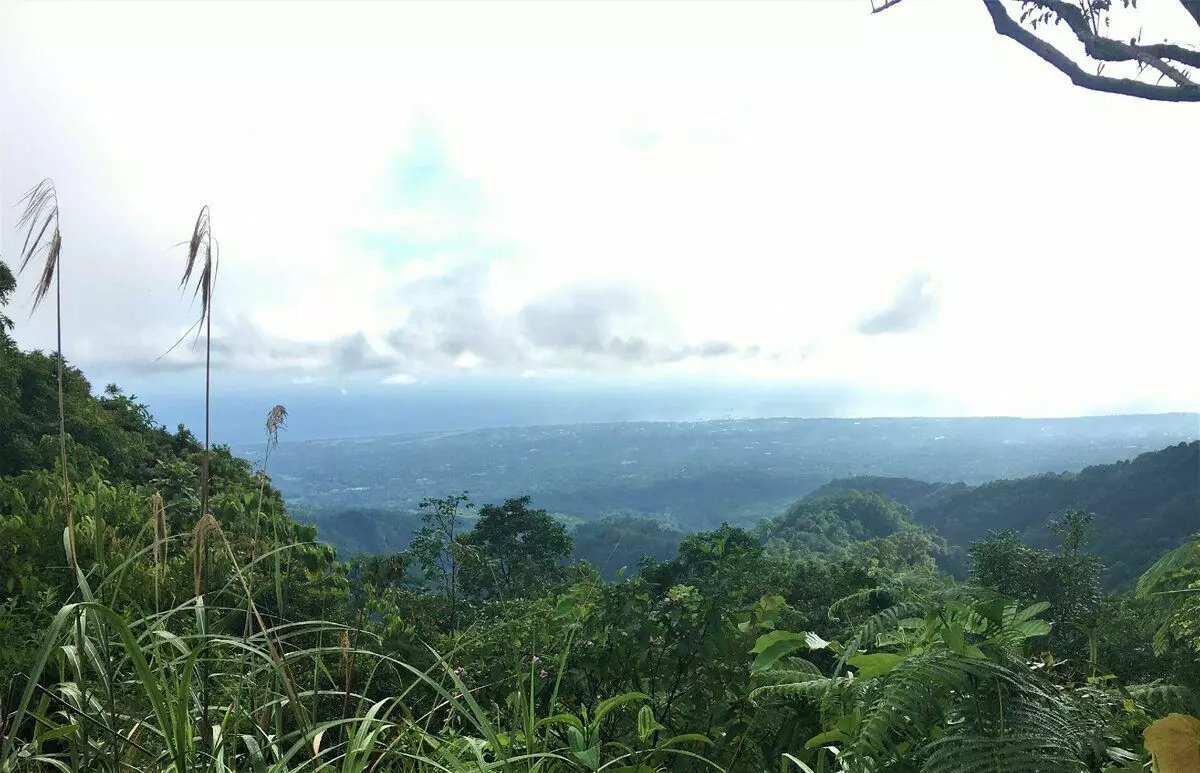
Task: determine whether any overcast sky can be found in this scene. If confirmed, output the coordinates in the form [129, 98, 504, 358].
[1, 0, 1197, 421]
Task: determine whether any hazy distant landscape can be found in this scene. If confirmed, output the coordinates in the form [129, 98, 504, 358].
[244, 413, 1199, 552]
[5, 0, 1200, 767]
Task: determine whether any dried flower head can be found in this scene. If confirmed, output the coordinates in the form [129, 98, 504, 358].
[16, 179, 61, 312]
[266, 404, 288, 455]
[181, 206, 218, 324]
[191, 513, 221, 596]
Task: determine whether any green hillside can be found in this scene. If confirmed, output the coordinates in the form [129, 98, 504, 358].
[758, 491, 945, 565]
[811, 442, 1199, 588]
[803, 475, 971, 512]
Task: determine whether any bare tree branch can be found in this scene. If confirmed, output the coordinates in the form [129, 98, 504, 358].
[1180, 0, 1200, 30]
[1028, 0, 1199, 85]
[984, 0, 1200, 100]
[874, 0, 1200, 102]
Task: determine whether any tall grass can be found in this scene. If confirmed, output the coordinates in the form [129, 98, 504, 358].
[15, 179, 74, 570]
[179, 206, 218, 527]
[0, 514, 693, 773]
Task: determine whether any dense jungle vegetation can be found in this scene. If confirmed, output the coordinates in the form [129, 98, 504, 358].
[1, 193, 1198, 771]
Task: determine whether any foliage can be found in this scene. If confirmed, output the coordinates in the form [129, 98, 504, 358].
[759, 492, 944, 569]
[2, 256, 1198, 772]
[907, 442, 1200, 588]
[408, 492, 473, 629]
[458, 495, 573, 600]
[1136, 535, 1200, 656]
[571, 516, 684, 579]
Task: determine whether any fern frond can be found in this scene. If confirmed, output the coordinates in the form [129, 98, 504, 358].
[1136, 536, 1199, 598]
[921, 734, 1089, 773]
[1126, 682, 1200, 716]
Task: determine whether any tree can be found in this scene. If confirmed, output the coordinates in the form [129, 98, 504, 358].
[459, 496, 572, 599]
[968, 523, 1103, 669]
[408, 491, 474, 629]
[875, 0, 1200, 102]
[0, 260, 15, 343]
[1049, 507, 1095, 555]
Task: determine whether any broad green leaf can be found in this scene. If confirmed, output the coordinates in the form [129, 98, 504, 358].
[846, 652, 906, 680]
[751, 631, 808, 671]
[943, 623, 965, 654]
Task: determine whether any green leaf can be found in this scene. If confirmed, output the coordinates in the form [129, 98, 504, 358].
[657, 733, 712, 748]
[943, 622, 965, 654]
[593, 692, 648, 727]
[782, 752, 818, 773]
[752, 630, 811, 671]
[554, 595, 576, 618]
[240, 735, 268, 773]
[1014, 620, 1053, 639]
[538, 713, 585, 732]
[568, 725, 589, 753]
[805, 729, 850, 749]
[1015, 601, 1051, 623]
[846, 652, 906, 680]
[637, 705, 665, 743]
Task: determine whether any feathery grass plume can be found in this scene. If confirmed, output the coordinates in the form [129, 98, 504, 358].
[192, 513, 220, 597]
[16, 179, 61, 309]
[266, 403, 288, 460]
[179, 206, 219, 527]
[15, 178, 76, 570]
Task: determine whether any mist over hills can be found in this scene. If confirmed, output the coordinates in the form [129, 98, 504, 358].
[242, 413, 1198, 555]
[139, 377, 961, 445]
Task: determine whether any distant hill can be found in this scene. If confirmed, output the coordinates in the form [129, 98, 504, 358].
[812, 442, 1199, 588]
[803, 476, 970, 512]
[249, 414, 1199, 536]
[760, 491, 933, 561]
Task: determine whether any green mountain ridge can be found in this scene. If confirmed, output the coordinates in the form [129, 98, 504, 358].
[803, 442, 1200, 587]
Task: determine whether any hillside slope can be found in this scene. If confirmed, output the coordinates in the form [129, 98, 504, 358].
[813, 442, 1199, 588]
[759, 491, 944, 564]
[803, 476, 971, 512]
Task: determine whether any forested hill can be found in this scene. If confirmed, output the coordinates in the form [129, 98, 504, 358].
[803, 476, 971, 512]
[813, 442, 1199, 588]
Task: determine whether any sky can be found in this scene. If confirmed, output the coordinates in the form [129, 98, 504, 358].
[1, 0, 1198, 435]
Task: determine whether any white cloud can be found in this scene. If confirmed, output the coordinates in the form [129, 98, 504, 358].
[382, 373, 418, 386]
[1, 0, 1196, 417]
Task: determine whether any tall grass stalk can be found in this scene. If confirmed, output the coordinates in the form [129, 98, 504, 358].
[179, 205, 218, 753]
[15, 178, 74, 570]
[179, 205, 217, 524]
